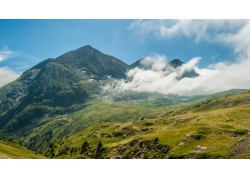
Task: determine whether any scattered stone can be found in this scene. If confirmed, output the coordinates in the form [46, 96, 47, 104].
[178, 142, 185, 146]
[196, 145, 207, 150]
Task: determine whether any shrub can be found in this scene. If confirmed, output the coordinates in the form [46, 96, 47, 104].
[112, 131, 123, 137]
[8, 136, 14, 142]
[220, 124, 233, 129]
[233, 129, 248, 135]
[144, 122, 153, 126]
[51, 153, 55, 158]
[129, 139, 139, 147]
[19, 140, 23, 146]
[197, 127, 211, 134]
[49, 143, 54, 148]
[154, 137, 159, 143]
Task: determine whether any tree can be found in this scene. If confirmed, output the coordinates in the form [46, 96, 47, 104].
[154, 137, 159, 143]
[95, 141, 104, 159]
[81, 141, 89, 153]
[97, 141, 103, 151]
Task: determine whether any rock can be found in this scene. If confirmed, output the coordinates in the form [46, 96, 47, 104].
[196, 145, 207, 150]
[179, 142, 185, 146]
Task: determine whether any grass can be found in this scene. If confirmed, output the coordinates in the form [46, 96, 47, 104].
[41, 90, 250, 159]
[24, 96, 173, 151]
[0, 140, 46, 159]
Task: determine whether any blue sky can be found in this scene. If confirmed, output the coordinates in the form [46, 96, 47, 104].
[1, 19, 248, 88]
[0, 19, 238, 68]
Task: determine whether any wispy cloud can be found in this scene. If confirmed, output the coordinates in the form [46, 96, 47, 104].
[0, 47, 35, 86]
[129, 19, 248, 50]
[0, 48, 14, 62]
[0, 67, 21, 87]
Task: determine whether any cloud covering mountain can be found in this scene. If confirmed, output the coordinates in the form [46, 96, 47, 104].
[104, 20, 250, 96]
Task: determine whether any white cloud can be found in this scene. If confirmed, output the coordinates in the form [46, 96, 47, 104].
[0, 67, 20, 87]
[111, 20, 250, 96]
[104, 54, 250, 96]
[0, 49, 14, 62]
[129, 19, 248, 46]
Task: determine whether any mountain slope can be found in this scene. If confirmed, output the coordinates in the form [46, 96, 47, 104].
[43, 90, 250, 159]
[0, 45, 129, 150]
[1, 45, 247, 156]
[0, 139, 46, 159]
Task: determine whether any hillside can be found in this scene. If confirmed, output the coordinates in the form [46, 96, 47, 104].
[0, 45, 129, 150]
[0, 139, 46, 159]
[43, 90, 250, 159]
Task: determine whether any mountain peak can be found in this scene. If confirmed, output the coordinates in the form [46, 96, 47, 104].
[79, 45, 95, 50]
[168, 59, 184, 68]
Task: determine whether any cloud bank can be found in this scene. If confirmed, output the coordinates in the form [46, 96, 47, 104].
[104, 55, 250, 96]
[104, 20, 250, 96]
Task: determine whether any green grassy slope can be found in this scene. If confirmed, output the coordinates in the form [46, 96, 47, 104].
[0, 140, 46, 159]
[43, 90, 250, 159]
[23, 96, 171, 151]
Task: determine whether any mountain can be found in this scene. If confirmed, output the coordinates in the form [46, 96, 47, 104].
[130, 58, 199, 79]
[0, 45, 130, 150]
[169, 59, 199, 79]
[0, 139, 46, 159]
[0, 45, 245, 155]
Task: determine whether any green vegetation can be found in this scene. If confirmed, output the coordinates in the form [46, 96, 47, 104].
[1, 45, 250, 159]
[0, 139, 46, 159]
[41, 90, 250, 159]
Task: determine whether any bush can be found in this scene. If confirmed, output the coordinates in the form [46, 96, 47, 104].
[19, 140, 23, 146]
[233, 129, 248, 135]
[220, 124, 233, 129]
[8, 136, 14, 142]
[197, 127, 211, 134]
[112, 131, 123, 137]
[129, 139, 139, 147]
[49, 143, 54, 148]
[144, 122, 153, 126]
[154, 137, 159, 143]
